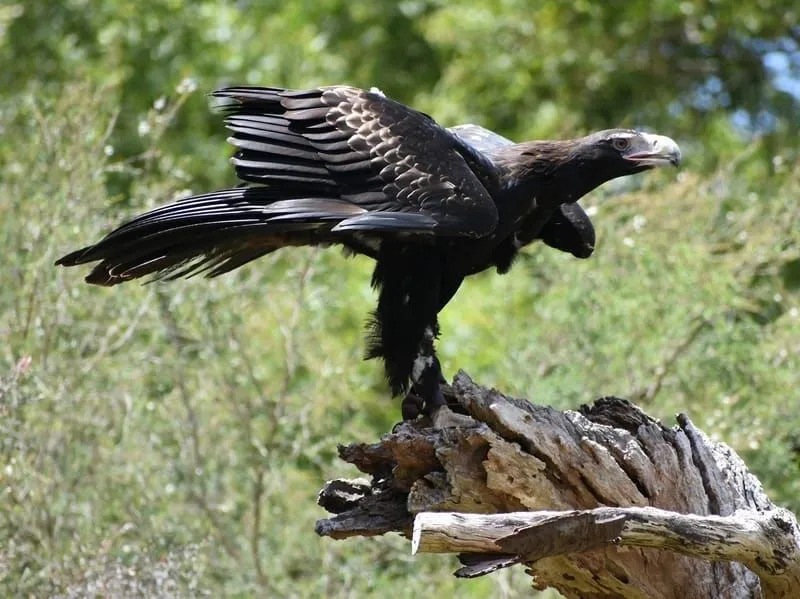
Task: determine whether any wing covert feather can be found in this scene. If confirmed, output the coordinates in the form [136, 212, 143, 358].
[214, 86, 500, 237]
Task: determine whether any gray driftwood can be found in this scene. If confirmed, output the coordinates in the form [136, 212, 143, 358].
[316, 372, 800, 598]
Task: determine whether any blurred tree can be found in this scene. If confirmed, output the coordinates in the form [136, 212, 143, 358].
[1, 0, 797, 185]
[419, 2, 799, 156]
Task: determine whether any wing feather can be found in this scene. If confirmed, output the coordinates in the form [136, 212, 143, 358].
[213, 86, 500, 237]
[57, 88, 511, 286]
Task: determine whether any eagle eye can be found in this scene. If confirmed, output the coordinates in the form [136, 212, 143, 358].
[611, 137, 630, 151]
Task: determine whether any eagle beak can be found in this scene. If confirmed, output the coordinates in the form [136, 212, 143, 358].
[626, 133, 681, 168]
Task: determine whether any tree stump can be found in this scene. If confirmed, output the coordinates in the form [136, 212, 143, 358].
[316, 372, 800, 598]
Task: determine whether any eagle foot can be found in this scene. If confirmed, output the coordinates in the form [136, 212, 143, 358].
[401, 392, 424, 421]
[401, 385, 447, 421]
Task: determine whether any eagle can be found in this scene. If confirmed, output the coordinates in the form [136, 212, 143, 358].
[57, 86, 681, 418]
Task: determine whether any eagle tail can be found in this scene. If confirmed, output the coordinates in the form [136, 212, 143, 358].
[55, 187, 366, 286]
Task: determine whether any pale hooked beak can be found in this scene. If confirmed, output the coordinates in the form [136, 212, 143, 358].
[627, 133, 681, 167]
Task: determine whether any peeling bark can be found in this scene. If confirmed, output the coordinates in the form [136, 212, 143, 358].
[316, 372, 800, 598]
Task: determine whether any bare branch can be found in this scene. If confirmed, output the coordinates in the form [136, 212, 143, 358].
[412, 507, 800, 596]
[630, 315, 710, 403]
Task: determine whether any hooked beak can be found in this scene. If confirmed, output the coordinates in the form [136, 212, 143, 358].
[626, 133, 681, 168]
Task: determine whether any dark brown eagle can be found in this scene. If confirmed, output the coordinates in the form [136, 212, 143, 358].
[57, 86, 681, 418]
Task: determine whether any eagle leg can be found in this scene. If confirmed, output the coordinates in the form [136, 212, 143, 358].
[401, 329, 446, 420]
[368, 243, 447, 418]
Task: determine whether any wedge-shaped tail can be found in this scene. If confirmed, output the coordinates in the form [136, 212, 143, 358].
[55, 187, 384, 286]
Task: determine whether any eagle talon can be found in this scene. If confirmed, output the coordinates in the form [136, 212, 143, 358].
[401, 392, 425, 421]
[401, 385, 446, 421]
[422, 386, 447, 417]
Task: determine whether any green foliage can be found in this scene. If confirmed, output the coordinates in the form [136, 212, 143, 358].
[2, 0, 798, 186]
[1, 2, 799, 597]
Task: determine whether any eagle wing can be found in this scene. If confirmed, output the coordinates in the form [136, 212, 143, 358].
[57, 87, 502, 285]
[216, 86, 499, 237]
[448, 123, 514, 153]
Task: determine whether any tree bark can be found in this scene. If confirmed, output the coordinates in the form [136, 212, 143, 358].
[316, 371, 800, 598]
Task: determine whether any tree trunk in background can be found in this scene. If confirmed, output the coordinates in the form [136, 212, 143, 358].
[316, 372, 800, 598]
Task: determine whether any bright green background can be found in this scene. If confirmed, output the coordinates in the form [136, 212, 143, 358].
[1, 2, 799, 596]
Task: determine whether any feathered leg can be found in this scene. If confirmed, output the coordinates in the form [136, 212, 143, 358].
[400, 324, 447, 419]
[368, 243, 446, 418]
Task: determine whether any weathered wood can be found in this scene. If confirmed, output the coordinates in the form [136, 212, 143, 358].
[316, 371, 800, 598]
[412, 508, 800, 596]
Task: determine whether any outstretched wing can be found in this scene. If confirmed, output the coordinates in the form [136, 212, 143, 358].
[57, 87, 503, 285]
[215, 86, 499, 237]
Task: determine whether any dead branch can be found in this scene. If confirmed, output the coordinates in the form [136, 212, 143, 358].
[316, 371, 800, 598]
